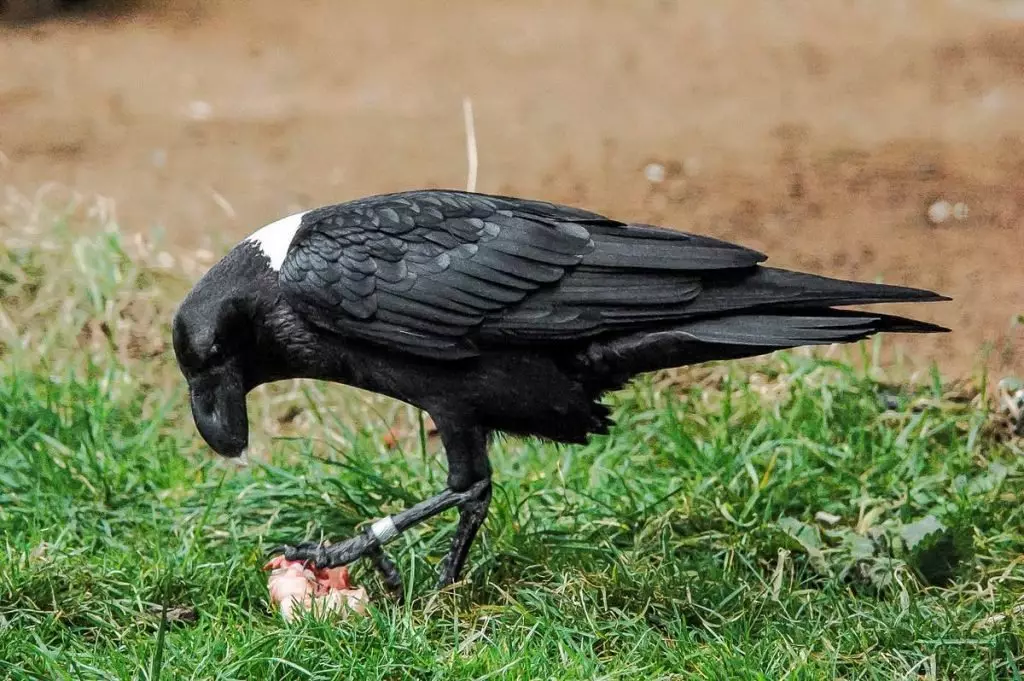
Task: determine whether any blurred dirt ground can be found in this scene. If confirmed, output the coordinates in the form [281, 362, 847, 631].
[1, 0, 1021, 379]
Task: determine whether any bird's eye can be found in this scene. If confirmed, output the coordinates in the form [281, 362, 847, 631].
[209, 342, 223, 360]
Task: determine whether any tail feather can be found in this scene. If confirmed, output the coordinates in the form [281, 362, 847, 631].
[675, 309, 949, 347]
[688, 267, 950, 315]
[561, 254, 952, 391]
[587, 308, 949, 390]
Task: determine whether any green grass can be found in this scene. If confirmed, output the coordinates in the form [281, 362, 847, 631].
[1, 194, 1023, 679]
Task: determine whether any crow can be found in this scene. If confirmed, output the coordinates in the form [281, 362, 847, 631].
[172, 189, 949, 595]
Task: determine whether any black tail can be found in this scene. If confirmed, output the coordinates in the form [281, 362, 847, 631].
[660, 308, 948, 347]
[585, 267, 950, 388]
[684, 266, 950, 315]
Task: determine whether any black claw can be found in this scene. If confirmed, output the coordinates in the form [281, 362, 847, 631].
[376, 554, 403, 597]
[364, 531, 404, 603]
[264, 540, 329, 565]
[266, 543, 303, 560]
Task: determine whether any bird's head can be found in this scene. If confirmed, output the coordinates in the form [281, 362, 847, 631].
[173, 211, 310, 461]
[173, 290, 254, 460]
[171, 243, 280, 461]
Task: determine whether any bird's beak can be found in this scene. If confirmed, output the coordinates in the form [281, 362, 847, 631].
[188, 362, 249, 460]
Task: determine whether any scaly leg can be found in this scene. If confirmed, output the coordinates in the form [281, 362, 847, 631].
[435, 422, 492, 588]
[269, 418, 494, 594]
[271, 480, 489, 564]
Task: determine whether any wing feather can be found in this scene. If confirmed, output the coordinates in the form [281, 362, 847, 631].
[278, 190, 770, 358]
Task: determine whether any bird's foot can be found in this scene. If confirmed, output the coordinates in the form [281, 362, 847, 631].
[269, 531, 372, 568]
[265, 479, 491, 599]
[268, 528, 404, 601]
[436, 480, 493, 590]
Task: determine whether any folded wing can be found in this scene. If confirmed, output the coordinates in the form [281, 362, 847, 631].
[278, 190, 765, 358]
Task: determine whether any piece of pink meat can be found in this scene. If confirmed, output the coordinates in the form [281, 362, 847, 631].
[263, 555, 369, 622]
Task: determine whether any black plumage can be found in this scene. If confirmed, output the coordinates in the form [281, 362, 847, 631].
[172, 189, 950, 593]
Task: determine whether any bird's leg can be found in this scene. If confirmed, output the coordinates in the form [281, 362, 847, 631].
[436, 483, 492, 588]
[270, 421, 492, 594]
[435, 423, 492, 589]
[271, 480, 489, 569]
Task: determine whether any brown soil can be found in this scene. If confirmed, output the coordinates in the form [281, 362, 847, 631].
[1, 0, 1022, 379]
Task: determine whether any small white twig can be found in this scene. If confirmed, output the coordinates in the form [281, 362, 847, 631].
[770, 548, 789, 600]
[209, 188, 237, 220]
[462, 96, 478, 193]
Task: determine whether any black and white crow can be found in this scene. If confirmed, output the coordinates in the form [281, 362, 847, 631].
[172, 189, 949, 593]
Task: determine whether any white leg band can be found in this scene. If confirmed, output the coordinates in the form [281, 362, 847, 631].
[370, 516, 400, 545]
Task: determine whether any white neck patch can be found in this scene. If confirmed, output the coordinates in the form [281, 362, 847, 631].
[243, 210, 308, 271]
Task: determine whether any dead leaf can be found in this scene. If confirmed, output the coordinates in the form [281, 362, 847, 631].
[146, 604, 198, 624]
